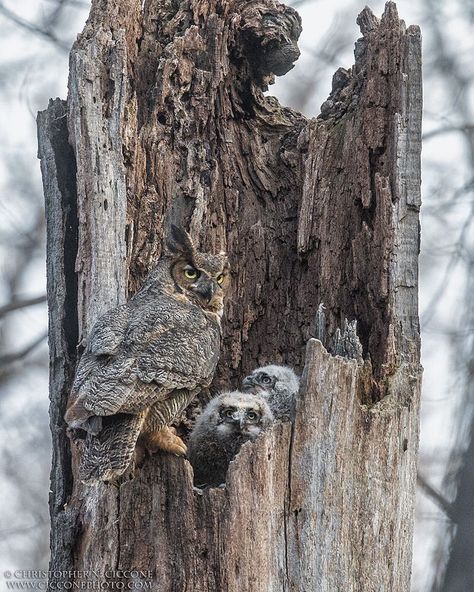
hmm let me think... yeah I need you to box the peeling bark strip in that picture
[38,1,422,591]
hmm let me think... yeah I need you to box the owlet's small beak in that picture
[242,376,253,389]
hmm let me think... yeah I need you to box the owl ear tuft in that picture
[167,225,195,256]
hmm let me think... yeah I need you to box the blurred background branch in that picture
[0,295,47,318]
[418,474,456,523]
[0,1,70,51]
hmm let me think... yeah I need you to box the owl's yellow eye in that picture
[217,273,225,285]
[224,409,234,418]
[184,267,198,280]
[247,411,258,421]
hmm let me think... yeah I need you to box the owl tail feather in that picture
[79,411,147,485]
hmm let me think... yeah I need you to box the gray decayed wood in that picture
[38,1,422,590]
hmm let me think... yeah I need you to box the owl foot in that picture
[144,426,187,456]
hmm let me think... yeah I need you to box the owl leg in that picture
[140,388,199,457]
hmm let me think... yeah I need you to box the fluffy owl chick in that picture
[187,391,273,487]
[242,365,300,421]
[65,225,229,484]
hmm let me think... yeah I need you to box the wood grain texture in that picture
[288,339,421,592]
[38,1,422,590]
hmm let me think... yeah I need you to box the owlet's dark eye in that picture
[216,273,225,285]
[262,375,271,384]
[224,409,234,418]
[184,267,199,280]
[247,411,258,420]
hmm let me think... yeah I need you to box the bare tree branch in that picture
[0,2,70,51]
[0,521,45,539]
[0,295,47,319]
[42,0,88,32]
[0,332,48,372]
[421,202,474,327]
[418,473,457,523]
[423,124,474,141]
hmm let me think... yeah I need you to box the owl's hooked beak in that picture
[242,376,265,394]
[194,280,217,305]
[242,376,253,390]
[229,411,246,430]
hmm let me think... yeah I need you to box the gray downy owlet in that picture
[187,391,274,487]
[65,225,230,484]
[242,365,300,421]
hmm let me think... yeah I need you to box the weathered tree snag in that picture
[38,1,422,590]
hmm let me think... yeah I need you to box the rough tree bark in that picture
[38,1,422,590]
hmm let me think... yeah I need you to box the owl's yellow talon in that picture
[144,426,187,456]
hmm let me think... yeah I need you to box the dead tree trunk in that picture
[38,1,422,590]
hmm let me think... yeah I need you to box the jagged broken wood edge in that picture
[116,333,420,590]
[310,302,364,362]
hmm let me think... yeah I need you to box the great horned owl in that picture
[187,391,273,487]
[242,365,300,421]
[65,225,229,484]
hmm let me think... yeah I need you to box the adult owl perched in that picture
[242,365,300,421]
[65,225,229,484]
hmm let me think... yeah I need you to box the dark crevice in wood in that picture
[46,99,78,487]
[52,120,79,366]
[367,147,384,221]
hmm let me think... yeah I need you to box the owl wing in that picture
[74,298,220,419]
[86,304,129,356]
[67,303,132,427]
[129,297,220,387]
